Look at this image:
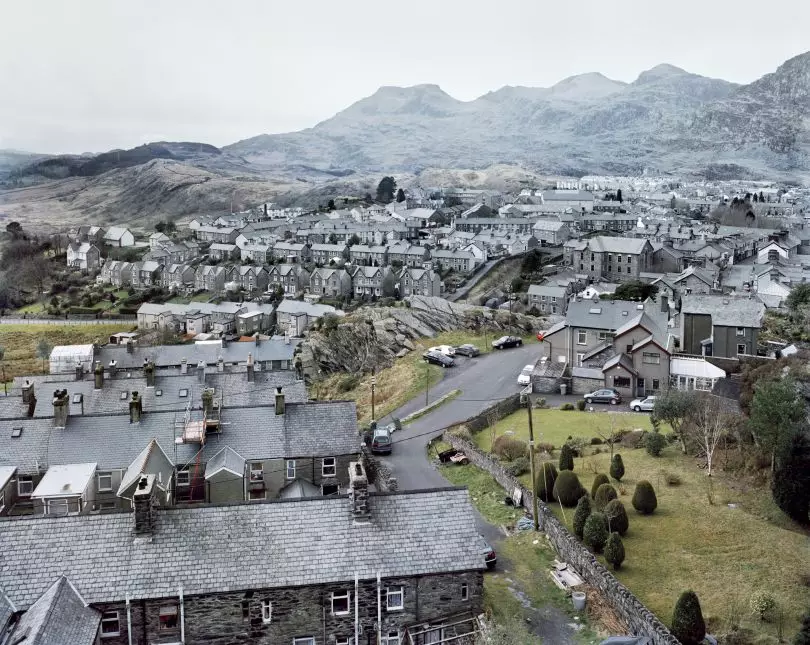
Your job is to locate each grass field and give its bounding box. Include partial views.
[469,410,810,641]
[0,323,136,377]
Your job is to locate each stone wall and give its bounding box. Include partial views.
[361,446,398,492]
[461,393,522,434]
[443,433,680,645]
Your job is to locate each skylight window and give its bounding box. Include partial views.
[11,427,23,438]
[179,389,189,398]
[588,307,601,314]
[72,393,83,404]
[120,391,128,400]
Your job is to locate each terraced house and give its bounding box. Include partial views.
[268,264,311,296]
[397,267,441,297]
[565,236,653,281]
[310,267,352,298]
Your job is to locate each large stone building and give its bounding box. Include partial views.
[565,236,653,282]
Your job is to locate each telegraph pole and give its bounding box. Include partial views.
[370,374,376,422]
[525,386,539,531]
[425,361,430,407]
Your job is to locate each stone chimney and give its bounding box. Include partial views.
[144,359,156,388]
[216,356,225,373]
[129,391,142,424]
[201,388,214,417]
[132,474,156,536]
[27,394,37,418]
[197,360,206,384]
[21,380,35,405]
[221,336,228,349]
[274,387,285,416]
[52,389,69,428]
[94,361,104,390]
[126,340,134,354]
[75,362,83,381]
[180,358,188,375]
[246,353,255,382]
[349,461,369,523]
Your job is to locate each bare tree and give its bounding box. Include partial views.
[682,395,732,477]
[595,413,623,460]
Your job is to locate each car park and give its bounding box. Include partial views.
[428,344,456,357]
[492,335,523,350]
[423,350,455,368]
[453,344,480,357]
[371,427,392,454]
[517,364,535,386]
[629,396,656,412]
[584,388,622,405]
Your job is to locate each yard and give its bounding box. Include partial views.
[468,409,810,641]
[0,323,136,377]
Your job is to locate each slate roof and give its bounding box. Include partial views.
[528,284,567,298]
[587,237,650,254]
[602,353,637,376]
[6,577,100,645]
[118,439,173,496]
[0,589,14,635]
[681,295,765,328]
[565,299,667,332]
[279,478,321,499]
[0,488,484,610]
[205,446,246,480]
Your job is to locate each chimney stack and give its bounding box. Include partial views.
[253,332,261,347]
[144,359,156,388]
[132,474,156,536]
[94,361,104,390]
[216,356,225,373]
[75,362,83,381]
[129,391,142,424]
[180,358,188,375]
[349,461,370,523]
[221,337,228,349]
[274,387,285,416]
[246,353,255,382]
[126,340,134,354]
[21,380,35,405]
[52,389,69,428]
[197,360,206,384]
[27,394,37,418]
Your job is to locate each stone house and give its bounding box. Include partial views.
[430,249,478,274]
[352,266,395,298]
[387,242,430,268]
[680,294,765,358]
[275,301,341,337]
[397,267,441,298]
[149,231,171,248]
[651,240,688,273]
[531,219,571,245]
[195,226,239,244]
[0,479,484,645]
[162,264,196,292]
[272,241,310,263]
[209,242,241,261]
[75,224,106,245]
[130,261,163,290]
[100,260,133,287]
[454,217,535,236]
[268,264,311,296]
[309,243,349,265]
[228,265,269,293]
[241,243,273,264]
[195,265,227,293]
[310,268,352,298]
[349,244,389,266]
[67,243,101,271]
[527,284,569,315]
[566,236,653,282]
[103,226,135,248]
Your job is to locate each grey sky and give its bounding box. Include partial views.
[2,0,808,154]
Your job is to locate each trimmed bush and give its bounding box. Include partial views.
[576,399,586,411]
[535,462,558,503]
[505,457,529,477]
[559,444,574,471]
[632,480,658,515]
[560,403,576,411]
[572,495,592,539]
[645,431,666,457]
[671,591,706,645]
[594,483,618,510]
[604,532,625,570]
[604,499,629,536]
[590,437,604,445]
[493,435,528,462]
[553,470,586,507]
[591,473,610,498]
[610,454,625,481]
[583,512,609,552]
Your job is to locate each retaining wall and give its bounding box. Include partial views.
[442,432,680,645]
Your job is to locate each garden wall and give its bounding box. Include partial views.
[462,393,523,433]
[442,431,680,645]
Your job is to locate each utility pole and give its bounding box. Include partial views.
[526,388,539,531]
[370,374,376,422]
[425,361,430,407]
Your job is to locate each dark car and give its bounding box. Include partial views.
[371,427,392,455]
[479,536,497,570]
[423,350,455,368]
[453,343,480,357]
[492,335,523,350]
[584,388,622,405]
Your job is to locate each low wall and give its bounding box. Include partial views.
[461,393,523,433]
[443,433,680,645]
[361,446,398,492]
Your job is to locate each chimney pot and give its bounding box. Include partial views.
[197,360,206,384]
[75,362,83,381]
[246,353,255,382]
[52,389,69,428]
[129,391,143,424]
[180,358,188,375]
[21,380,35,404]
[126,340,134,354]
[94,361,104,390]
[275,387,285,416]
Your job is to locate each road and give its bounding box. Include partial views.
[0,317,135,325]
[446,258,502,302]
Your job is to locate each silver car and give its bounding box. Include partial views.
[629,396,656,412]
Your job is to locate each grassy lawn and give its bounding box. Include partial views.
[0,323,136,377]
[467,410,810,641]
[166,296,191,305]
[190,292,212,302]
[16,302,46,314]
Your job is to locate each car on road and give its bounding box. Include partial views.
[423,350,455,368]
[584,388,622,405]
[428,344,456,357]
[371,427,392,455]
[629,396,657,412]
[517,364,535,386]
[479,536,497,570]
[453,343,480,357]
[492,335,523,350]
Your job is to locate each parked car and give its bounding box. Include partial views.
[371,427,392,455]
[584,388,622,405]
[423,350,455,368]
[492,335,523,350]
[428,344,456,357]
[629,396,657,412]
[454,343,480,357]
[479,536,497,570]
[517,364,535,386]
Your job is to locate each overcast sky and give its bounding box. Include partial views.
[2,0,808,154]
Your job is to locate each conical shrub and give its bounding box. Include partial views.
[591,473,610,498]
[572,494,592,539]
[604,499,629,536]
[559,443,574,471]
[535,462,558,503]
[671,591,706,645]
[632,480,658,515]
[553,470,586,507]
[610,454,625,481]
[594,483,618,510]
[604,532,625,570]
[583,512,609,552]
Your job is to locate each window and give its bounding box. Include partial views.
[155,389,163,397]
[576,353,584,367]
[597,331,608,341]
[176,469,190,487]
[335,638,353,645]
[736,327,745,336]
[617,255,622,263]
[261,600,272,623]
[11,427,22,438]
[293,638,315,645]
[286,460,296,480]
[386,586,404,611]
[178,388,189,398]
[608,254,613,262]
[241,599,250,620]
[577,330,587,345]
[626,344,633,354]
[100,611,120,638]
[97,471,113,492]
[331,590,350,615]
[322,457,336,477]
[627,266,631,274]
[461,583,469,601]
[45,499,70,516]
[737,344,747,356]
[652,379,660,390]
[250,462,264,482]
[382,631,400,645]
[17,475,33,496]
[72,393,83,404]
[642,352,661,365]
[159,605,179,631]
[322,483,340,496]
[119,391,128,401]
[613,376,631,388]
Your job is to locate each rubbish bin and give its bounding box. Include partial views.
[560,383,568,396]
[571,591,586,611]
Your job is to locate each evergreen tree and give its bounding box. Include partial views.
[632,480,658,515]
[572,495,592,539]
[327,199,336,211]
[396,188,406,202]
[591,473,610,499]
[671,591,706,645]
[594,483,617,510]
[604,532,625,570]
[376,176,397,203]
[759,190,765,203]
[772,431,810,525]
[794,609,810,645]
[559,444,574,471]
[535,462,558,503]
[604,499,629,535]
[583,512,609,552]
[616,189,623,203]
[610,454,625,481]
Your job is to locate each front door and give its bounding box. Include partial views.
[636,378,645,397]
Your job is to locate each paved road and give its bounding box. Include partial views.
[0,317,135,325]
[446,258,502,302]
